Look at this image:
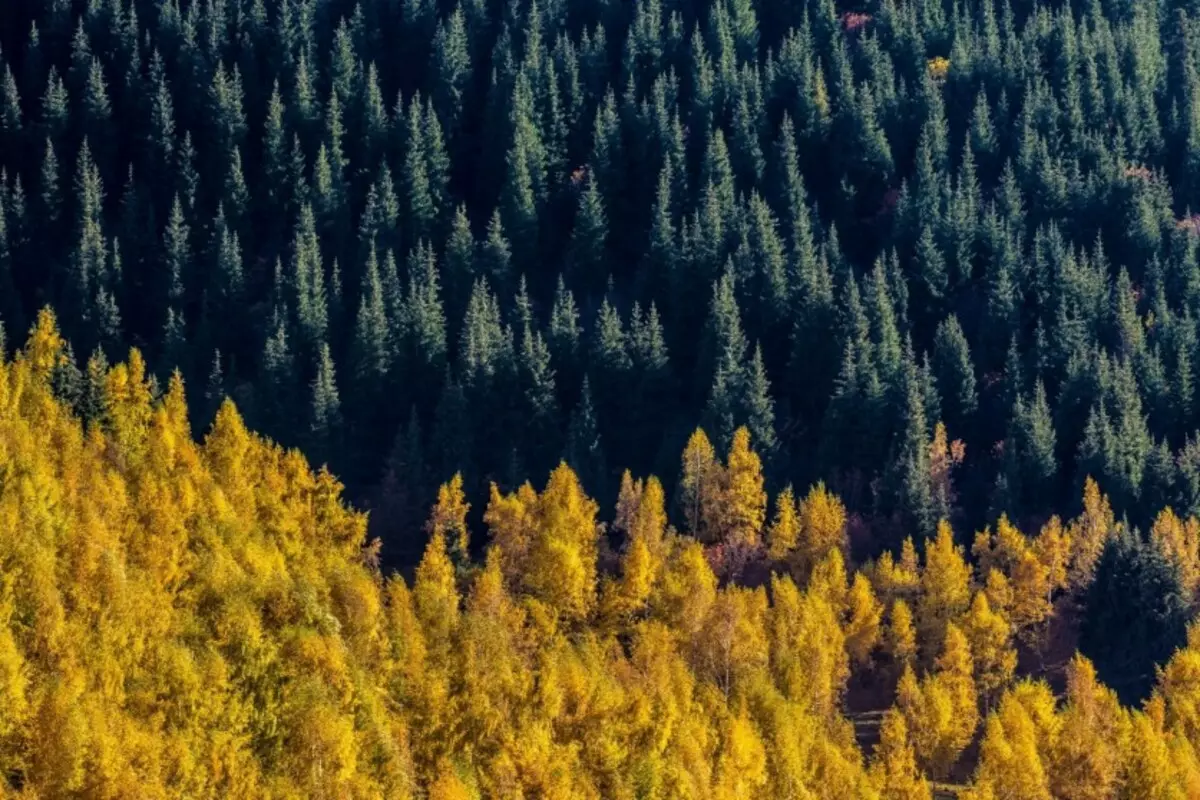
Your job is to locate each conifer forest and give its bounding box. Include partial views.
[8,0,1200,793]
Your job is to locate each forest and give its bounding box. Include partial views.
[3,0,1200,792]
[0,311,1197,797]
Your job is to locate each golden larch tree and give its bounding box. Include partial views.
[917,521,973,662]
[679,428,723,542]
[869,709,932,800]
[796,481,847,579]
[766,484,801,561]
[723,427,767,549]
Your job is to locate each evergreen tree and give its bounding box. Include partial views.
[931,316,977,435]
[566,376,607,499]
[567,172,607,296]
[1081,531,1189,704]
[309,341,342,466]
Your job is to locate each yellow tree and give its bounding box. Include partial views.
[614,470,644,535]
[679,428,724,542]
[629,475,669,560]
[428,473,471,568]
[866,539,920,610]
[1007,551,1052,637]
[1151,626,1200,747]
[428,759,475,800]
[482,479,539,585]
[1032,515,1071,597]
[887,598,918,669]
[714,710,768,799]
[526,463,601,621]
[961,592,1017,704]
[1068,477,1115,589]
[24,307,66,379]
[902,624,978,778]
[695,585,770,699]
[768,575,849,719]
[766,485,800,561]
[961,682,1054,800]
[458,549,530,761]
[413,530,461,666]
[649,537,718,639]
[869,709,932,800]
[808,547,849,612]
[1151,507,1200,599]
[917,521,972,662]
[104,347,154,460]
[0,584,29,782]
[1122,710,1200,800]
[982,569,1014,620]
[1048,655,1126,800]
[723,427,766,549]
[796,481,847,579]
[844,573,883,668]
[605,475,672,626]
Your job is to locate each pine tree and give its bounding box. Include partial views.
[740,343,777,461]
[567,171,607,296]
[404,95,437,245]
[309,341,342,466]
[566,376,606,499]
[890,359,936,538]
[478,210,511,293]
[291,204,328,351]
[1082,531,1190,704]
[353,241,390,387]
[432,6,470,133]
[931,315,977,434]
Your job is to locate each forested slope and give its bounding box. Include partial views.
[0,310,1200,797]
[3,0,1200,563]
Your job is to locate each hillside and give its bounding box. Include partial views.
[6,0,1200,794]
[0,310,1199,797]
[2,0,1200,565]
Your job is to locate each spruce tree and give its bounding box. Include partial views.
[309,341,342,466]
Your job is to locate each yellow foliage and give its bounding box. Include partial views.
[1152,507,1200,598]
[961,592,1017,703]
[918,521,973,662]
[1068,477,1115,589]
[485,463,600,621]
[11,311,1200,798]
[429,473,472,565]
[927,56,950,81]
[695,585,769,698]
[415,530,461,651]
[768,575,849,719]
[766,484,800,561]
[1123,711,1200,800]
[962,682,1054,800]
[714,711,768,798]
[723,427,767,549]
[845,573,883,667]
[870,709,932,800]
[1048,655,1126,800]
[887,598,918,668]
[901,624,978,778]
[679,428,723,542]
[429,759,476,800]
[809,546,849,611]
[614,469,644,535]
[649,537,718,638]
[797,481,847,578]
[629,475,669,562]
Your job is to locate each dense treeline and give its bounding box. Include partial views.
[4,0,1200,564]
[3,310,1200,796]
